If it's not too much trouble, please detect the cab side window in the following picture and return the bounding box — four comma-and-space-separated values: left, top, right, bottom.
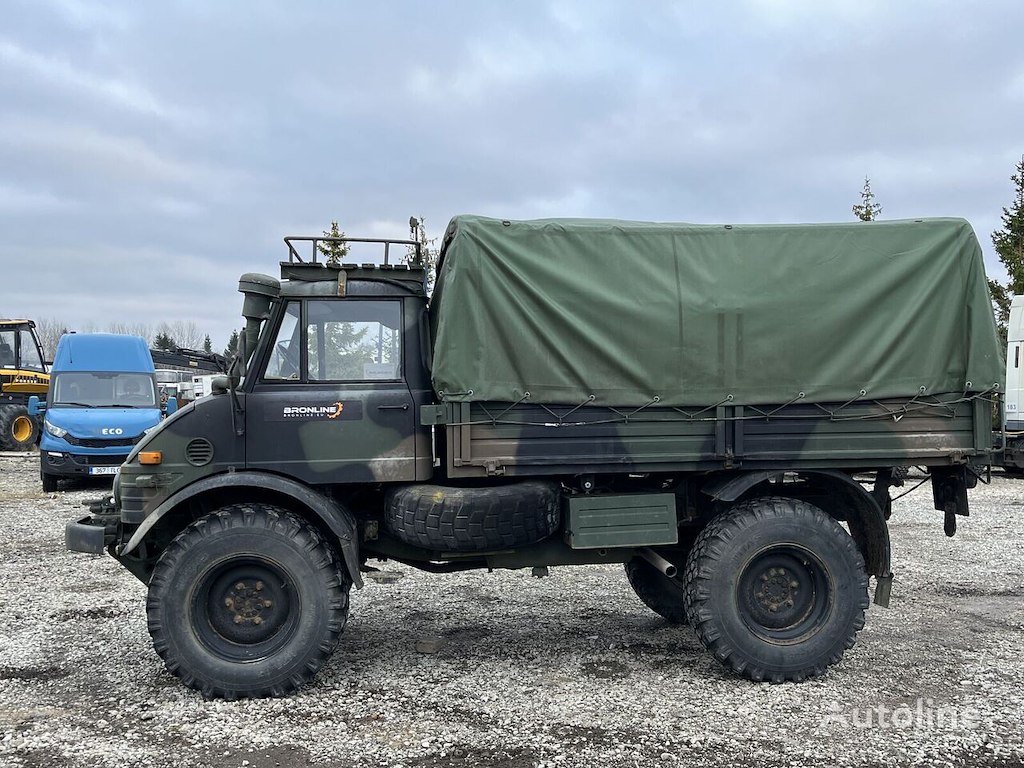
19, 329, 45, 371
263, 302, 302, 380
0, 331, 14, 368
306, 300, 401, 382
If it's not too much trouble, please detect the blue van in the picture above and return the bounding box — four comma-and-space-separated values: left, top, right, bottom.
29, 334, 175, 491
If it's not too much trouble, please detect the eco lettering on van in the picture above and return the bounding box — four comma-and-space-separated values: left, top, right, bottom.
101, 428, 125, 435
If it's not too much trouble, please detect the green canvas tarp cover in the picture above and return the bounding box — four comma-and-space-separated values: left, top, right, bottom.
430, 215, 1003, 407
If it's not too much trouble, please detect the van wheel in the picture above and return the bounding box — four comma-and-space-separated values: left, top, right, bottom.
683, 496, 869, 682
385, 481, 560, 552
147, 504, 350, 699
41, 471, 59, 493
0, 405, 38, 450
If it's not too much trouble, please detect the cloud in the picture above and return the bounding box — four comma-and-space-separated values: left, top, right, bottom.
37, 0, 131, 32
2, 0, 1023, 345
0, 39, 188, 123
0, 183, 78, 214
0, 117, 258, 213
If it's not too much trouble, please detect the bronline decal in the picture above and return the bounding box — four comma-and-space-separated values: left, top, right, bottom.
282, 402, 345, 419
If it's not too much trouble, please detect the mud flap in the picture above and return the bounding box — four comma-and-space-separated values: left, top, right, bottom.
931, 465, 972, 537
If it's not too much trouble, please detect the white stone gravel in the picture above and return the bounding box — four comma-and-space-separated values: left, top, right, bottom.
0, 452, 1022, 767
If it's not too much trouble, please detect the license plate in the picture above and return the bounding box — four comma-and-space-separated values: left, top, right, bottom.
88, 466, 119, 476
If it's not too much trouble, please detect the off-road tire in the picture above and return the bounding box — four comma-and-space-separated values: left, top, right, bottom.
147, 503, 350, 699
0, 405, 39, 451
624, 551, 690, 624
683, 496, 869, 683
385, 481, 560, 552
40, 471, 58, 493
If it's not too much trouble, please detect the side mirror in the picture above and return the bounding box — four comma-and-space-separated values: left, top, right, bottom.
28, 395, 44, 416
211, 375, 230, 395
164, 397, 178, 416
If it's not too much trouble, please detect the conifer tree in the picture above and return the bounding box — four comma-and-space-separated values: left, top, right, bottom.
852, 177, 883, 221
988, 157, 1024, 346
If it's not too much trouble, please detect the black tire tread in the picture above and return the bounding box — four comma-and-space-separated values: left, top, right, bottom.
624, 557, 687, 624
147, 503, 349, 699
0, 404, 38, 451
40, 472, 58, 493
384, 482, 560, 552
683, 496, 869, 683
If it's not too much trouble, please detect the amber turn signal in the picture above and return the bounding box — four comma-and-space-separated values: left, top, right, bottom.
138, 451, 162, 465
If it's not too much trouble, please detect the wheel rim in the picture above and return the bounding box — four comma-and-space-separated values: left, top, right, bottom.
736, 544, 833, 644
12, 415, 33, 443
191, 557, 299, 662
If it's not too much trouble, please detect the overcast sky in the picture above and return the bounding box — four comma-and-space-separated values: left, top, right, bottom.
1, 0, 1022, 350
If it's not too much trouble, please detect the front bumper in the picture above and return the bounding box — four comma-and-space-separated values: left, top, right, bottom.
65, 497, 119, 554
43, 450, 126, 479
65, 516, 113, 553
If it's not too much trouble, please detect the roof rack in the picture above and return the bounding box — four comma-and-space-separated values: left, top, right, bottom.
280, 233, 429, 296
283, 236, 422, 267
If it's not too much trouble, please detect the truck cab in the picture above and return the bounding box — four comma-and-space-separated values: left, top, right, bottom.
241, 258, 433, 484
31, 333, 171, 491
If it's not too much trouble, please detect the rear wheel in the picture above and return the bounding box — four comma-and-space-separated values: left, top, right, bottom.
147, 503, 350, 699
683, 496, 868, 682
0, 405, 38, 451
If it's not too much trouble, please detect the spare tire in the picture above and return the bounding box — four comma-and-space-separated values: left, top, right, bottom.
384, 481, 561, 552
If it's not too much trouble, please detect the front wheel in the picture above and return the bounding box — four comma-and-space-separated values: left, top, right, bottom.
683, 496, 868, 682
41, 471, 59, 493
0, 405, 39, 450
147, 504, 350, 699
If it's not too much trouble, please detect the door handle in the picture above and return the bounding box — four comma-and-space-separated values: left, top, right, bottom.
377, 404, 410, 411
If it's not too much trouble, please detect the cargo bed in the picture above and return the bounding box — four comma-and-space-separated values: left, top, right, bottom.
431, 394, 993, 478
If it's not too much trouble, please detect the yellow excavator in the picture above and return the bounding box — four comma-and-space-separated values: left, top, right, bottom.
0, 319, 50, 450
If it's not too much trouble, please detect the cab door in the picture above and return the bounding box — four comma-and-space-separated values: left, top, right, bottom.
245, 297, 418, 484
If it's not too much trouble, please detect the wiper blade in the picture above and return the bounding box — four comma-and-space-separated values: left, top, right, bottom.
53, 401, 94, 408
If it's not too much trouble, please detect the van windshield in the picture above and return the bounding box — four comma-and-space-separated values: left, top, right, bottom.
52, 372, 157, 408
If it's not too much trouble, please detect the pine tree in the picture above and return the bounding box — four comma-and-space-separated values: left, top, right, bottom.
224, 329, 239, 358
317, 220, 351, 267
852, 177, 883, 221
154, 331, 176, 351
993, 157, 1024, 291
203, 334, 212, 353
988, 157, 1024, 346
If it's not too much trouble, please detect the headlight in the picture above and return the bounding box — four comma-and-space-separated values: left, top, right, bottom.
44, 420, 67, 438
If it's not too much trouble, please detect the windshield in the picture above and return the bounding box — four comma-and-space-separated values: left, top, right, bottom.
52, 372, 157, 408
155, 369, 189, 384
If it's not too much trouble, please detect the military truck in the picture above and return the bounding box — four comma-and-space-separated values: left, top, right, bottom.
66, 217, 1003, 699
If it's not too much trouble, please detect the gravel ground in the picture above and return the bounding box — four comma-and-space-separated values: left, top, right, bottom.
0, 452, 1022, 768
